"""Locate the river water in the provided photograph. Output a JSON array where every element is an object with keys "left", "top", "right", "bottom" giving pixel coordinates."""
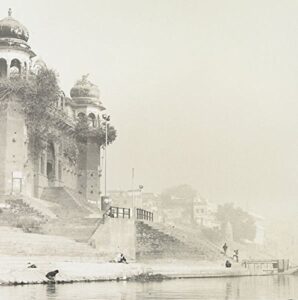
[{"left": 0, "top": 276, "right": 297, "bottom": 300}]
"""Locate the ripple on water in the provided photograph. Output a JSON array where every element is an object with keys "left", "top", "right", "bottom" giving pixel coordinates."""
[{"left": 0, "top": 276, "right": 297, "bottom": 300}]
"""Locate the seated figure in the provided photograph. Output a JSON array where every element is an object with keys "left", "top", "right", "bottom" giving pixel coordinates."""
[
  {"left": 46, "top": 270, "right": 59, "bottom": 281},
  {"left": 225, "top": 260, "right": 232, "bottom": 268},
  {"left": 113, "top": 253, "right": 128, "bottom": 264}
]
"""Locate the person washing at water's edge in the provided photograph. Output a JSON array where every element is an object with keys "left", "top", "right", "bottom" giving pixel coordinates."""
[{"left": 46, "top": 270, "right": 59, "bottom": 281}]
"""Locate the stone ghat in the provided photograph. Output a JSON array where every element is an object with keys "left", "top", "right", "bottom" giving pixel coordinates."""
[{"left": 0, "top": 257, "right": 254, "bottom": 286}]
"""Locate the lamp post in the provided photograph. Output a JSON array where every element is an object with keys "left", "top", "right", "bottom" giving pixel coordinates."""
[
  {"left": 102, "top": 114, "right": 110, "bottom": 198},
  {"left": 139, "top": 185, "right": 144, "bottom": 209},
  {"left": 131, "top": 167, "right": 135, "bottom": 215}
]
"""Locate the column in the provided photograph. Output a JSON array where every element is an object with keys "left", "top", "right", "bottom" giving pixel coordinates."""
[{"left": 6, "top": 58, "right": 11, "bottom": 78}]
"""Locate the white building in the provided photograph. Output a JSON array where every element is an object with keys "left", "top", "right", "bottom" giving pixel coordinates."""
[{"left": 193, "top": 196, "right": 220, "bottom": 229}]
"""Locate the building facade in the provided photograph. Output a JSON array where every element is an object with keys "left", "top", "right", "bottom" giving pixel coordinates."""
[
  {"left": 193, "top": 196, "right": 220, "bottom": 229},
  {"left": 0, "top": 10, "right": 108, "bottom": 206}
]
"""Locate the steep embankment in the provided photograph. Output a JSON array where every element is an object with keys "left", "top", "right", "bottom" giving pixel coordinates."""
[{"left": 136, "top": 221, "right": 222, "bottom": 261}]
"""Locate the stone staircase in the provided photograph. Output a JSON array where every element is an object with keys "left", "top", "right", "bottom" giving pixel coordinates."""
[
  {"left": 41, "top": 217, "right": 101, "bottom": 242},
  {"left": 41, "top": 187, "right": 91, "bottom": 217},
  {"left": 40, "top": 187, "right": 101, "bottom": 242},
  {"left": 136, "top": 221, "right": 222, "bottom": 261},
  {"left": 0, "top": 194, "right": 57, "bottom": 219},
  {"left": 0, "top": 226, "right": 101, "bottom": 257},
  {"left": 0, "top": 192, "right": 100, "bottom": 242},
  {"left": 151, "top": 222, "right": 222, "bottom": 258},
  {"left": 0, "top": 196, "right": 49, "bottom": 232}
]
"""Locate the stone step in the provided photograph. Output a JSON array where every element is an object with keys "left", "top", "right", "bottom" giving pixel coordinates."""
[
  {"left": 136, "top": 221, "right": 206, "bottom": 260},
  {"left": 136, "top": 221, "right": 222, "bottom": 261},
  {"left": 42, "top": 188, "right": 82, "bottom": 207},
  {"left": 40, "top": 217, "right": 100, "bottom": 242},
  {"left": 150, "top": 223, "right": 221, "bottom": 256},
  {"left": 0, "top": 227, "right": 100, "bottom": 257}
]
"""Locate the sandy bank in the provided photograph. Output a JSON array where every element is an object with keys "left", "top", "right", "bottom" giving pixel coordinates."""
[{"left": 0, "top": 256, "right": 252, "bottom": 286}]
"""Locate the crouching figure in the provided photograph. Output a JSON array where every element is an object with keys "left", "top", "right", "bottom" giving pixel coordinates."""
[{"left": 46, "top": 270, "right": 59, "bottom": 281}]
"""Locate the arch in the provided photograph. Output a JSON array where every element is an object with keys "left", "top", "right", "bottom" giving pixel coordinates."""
[
  {"left": 46, "top": 142, "right": 56, "bottom": 183},
  {"left": 77, "top": 112, "right": 86, "bottom": 119},
  {"left": 10, "top": 59, "right": 21, "bottom": 77},
  {"left": 40, "top": 153, "right": 45, "bottom": 174},
  {"left": 88, "top": 113, "right": 96, "bottom": 127},
  {"left": 0, "top": 58, "right": 7, "bottom": 78}
]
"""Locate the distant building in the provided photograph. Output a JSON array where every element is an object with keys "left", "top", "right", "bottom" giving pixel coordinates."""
[
  {"left": 108, "top": 190, "right": 160, "bottom": 221},
  {"left": 161, "top": 195, "right": 193, "bottom": 226},
  {"left": 108, "top": 190, "right": 136, "bottom": 209},
  {"left": 142, "top": 192, "right": 162, "bottom": 222},
  {"left": 193, "top": 196, "right": 220, "bottom": 229}
]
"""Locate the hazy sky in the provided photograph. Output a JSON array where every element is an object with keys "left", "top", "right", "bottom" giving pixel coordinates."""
[{"left": 1, "top": 0, "right": 298, "bottom": 218}]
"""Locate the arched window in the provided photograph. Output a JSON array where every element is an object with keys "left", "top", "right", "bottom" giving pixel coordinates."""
[
  {"left": 55, "top": 98, "right": 60, "bottom": 108},
  {"left": 10, "top": 59, "right": 21, "bottom": 77},
  {"left": 0, "top": 58, "right": 7, "bottom": 78},
  {"left": 77, "top": 112, "right": 86, "bottom": 120},
  {"left": 46, "top": 142, "right": 55, "bottom": 181},
  {"left": 88, "top": 113, "right": 96, "bottom": 127}
]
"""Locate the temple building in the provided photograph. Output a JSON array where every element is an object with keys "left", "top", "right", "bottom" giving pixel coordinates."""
[{"left": 0, "top": 10, "right": 110, "bottom": 207}]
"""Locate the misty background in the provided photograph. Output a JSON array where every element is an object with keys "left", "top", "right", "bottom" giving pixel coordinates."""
[{"left": 1, "top": 0, "right": 298, "bottom": 220}]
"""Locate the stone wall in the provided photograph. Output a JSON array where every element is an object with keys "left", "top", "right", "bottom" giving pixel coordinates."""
[
  {"left": 0, "top": 99, "right": 28, "bottom": 195},
  {"left": 89, "top": 218, "right": 136, "bottom": 260},
  {"left": 0, "top": 103, "right": 7, "bottom": 194},
  {"left": 0, "top": 94, "right": 101, "bottom": 205}
]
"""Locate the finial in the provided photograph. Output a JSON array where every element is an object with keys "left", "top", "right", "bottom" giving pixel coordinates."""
[{"left": 8, "top": 8, "right": 12, "bottom": 17}]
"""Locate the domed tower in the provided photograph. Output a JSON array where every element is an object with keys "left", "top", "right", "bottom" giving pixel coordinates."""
[
  {"left": 0, "top": 8, "right": 36, "bottom": 78},
  {"left": 0, "top": 9, "right": 36, "bottom": 196},
  {"left": 70, "top": 75, "right": 106, "bottom": 204}
]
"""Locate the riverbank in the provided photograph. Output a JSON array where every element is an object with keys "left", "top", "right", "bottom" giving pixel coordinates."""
[{"left": 0, "top": 256, "right": 256, "bottom": 286}]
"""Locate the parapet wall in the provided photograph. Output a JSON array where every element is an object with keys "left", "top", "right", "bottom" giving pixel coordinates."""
[{"left": 89, "top": 218, "right": 136, "bottom": 260}]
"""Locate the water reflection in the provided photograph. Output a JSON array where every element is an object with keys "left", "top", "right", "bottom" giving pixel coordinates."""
[
  {"left": 46, "top": 283, "right": 56, "bottom": 299},
  {"left": 224, "top": 282, "right": 232, "bottom": 300},
  {"left": 0, "top": 275, "right": 297, "bottom": 300}
]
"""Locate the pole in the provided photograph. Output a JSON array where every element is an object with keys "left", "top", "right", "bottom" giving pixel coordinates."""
[
  {"left": 132, "top": 167, "right": 135, "bottom": 215},
  {"left": 139, "top": 185, "right": 144, "bottom": 209},
  {"left": 105, "top": 120, "right": 108, "bottom": 197}
]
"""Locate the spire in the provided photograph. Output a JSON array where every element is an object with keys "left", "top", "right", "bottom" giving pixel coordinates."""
[{"left": 8, "top": 8, "right": 12, "bottom": 17}]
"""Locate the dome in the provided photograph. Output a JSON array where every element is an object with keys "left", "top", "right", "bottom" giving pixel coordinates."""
[
  {"left": 0, "top": 9, "right": 29, "bottom": 42},
  {"left": 70, "top": 75, "right": 100, "bottom": 100}
]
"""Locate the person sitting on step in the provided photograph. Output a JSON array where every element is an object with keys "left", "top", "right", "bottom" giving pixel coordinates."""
[
  {"left": 114, "top": 253, "right": 128, "bottom": 264},
  {"left": 118, "top": 253, "right": 128, "bottom": 264},
  {"left": 225, "top": 260, "right": 232, "bottom": 268}
]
